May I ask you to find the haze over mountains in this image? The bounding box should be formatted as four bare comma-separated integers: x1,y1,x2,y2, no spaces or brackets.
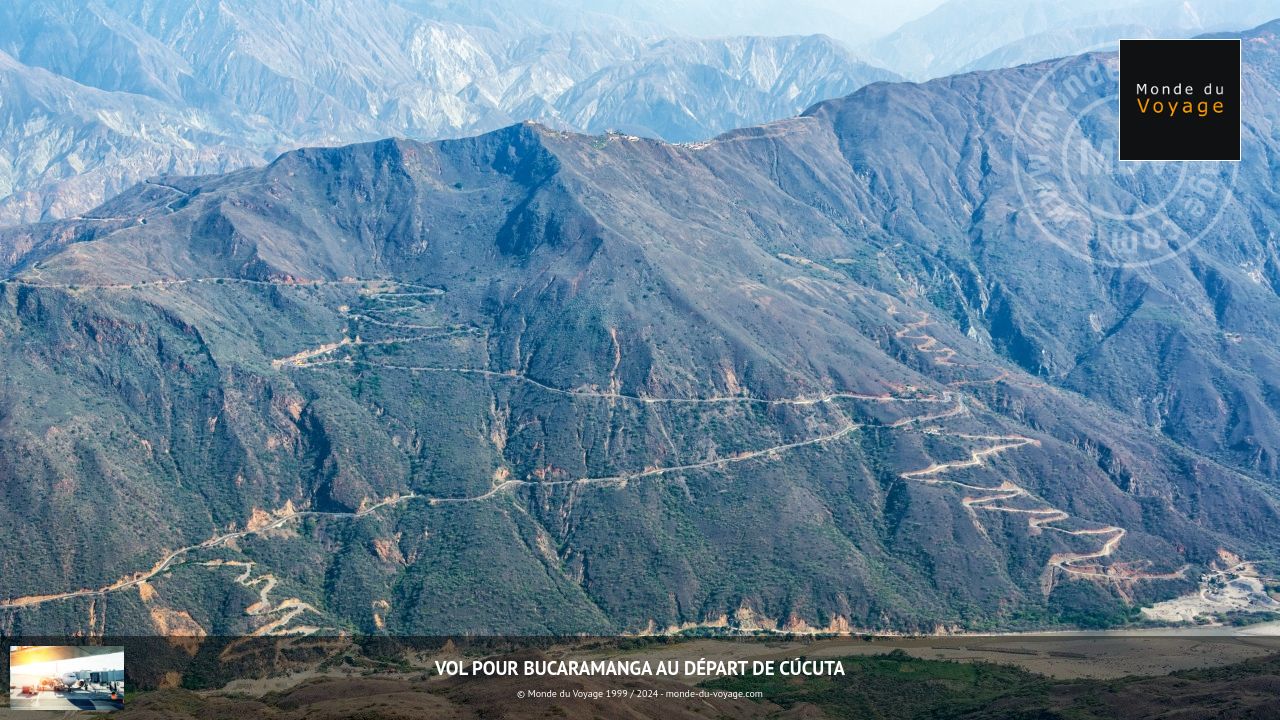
4,0,1274,230
1,13,1278,636
0,0,898,227
865,0,1280,79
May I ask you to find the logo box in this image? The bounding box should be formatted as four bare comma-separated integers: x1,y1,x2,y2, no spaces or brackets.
1119,39,1241,161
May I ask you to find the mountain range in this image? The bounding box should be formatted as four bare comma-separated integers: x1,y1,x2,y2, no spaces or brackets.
0,0,898,227
1,18,1278,637
4,0,1276,231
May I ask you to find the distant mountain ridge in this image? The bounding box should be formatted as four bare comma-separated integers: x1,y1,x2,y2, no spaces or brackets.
0,0,897,226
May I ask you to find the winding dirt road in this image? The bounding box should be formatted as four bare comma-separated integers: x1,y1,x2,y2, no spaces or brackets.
898,428,1184,591
0,281,1186,633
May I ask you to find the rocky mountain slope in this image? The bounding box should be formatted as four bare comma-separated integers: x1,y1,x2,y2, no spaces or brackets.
0,48,269,228
1,21,1279,637
0,0,897,227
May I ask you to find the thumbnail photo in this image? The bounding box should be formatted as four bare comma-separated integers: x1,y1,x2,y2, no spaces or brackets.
8,646,124,712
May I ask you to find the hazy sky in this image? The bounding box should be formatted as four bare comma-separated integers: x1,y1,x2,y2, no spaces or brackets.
10,651,125,683
584,0,950,43
410,0,951,45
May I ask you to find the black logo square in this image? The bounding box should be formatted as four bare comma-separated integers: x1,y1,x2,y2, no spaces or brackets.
1120,39,1240,161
